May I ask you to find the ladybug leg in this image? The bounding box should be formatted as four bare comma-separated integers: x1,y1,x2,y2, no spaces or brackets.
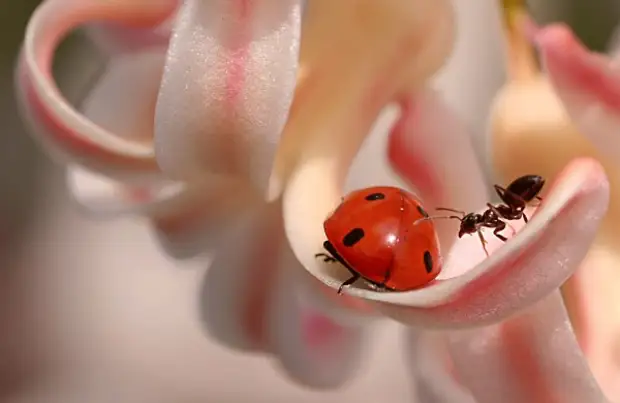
314,253,336,263
337,275,360,295
321,241,363,294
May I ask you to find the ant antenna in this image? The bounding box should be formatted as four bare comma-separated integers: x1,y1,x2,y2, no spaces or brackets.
414,215,462,226
436,207,466,215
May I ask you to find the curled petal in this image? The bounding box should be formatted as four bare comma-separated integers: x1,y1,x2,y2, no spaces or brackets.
533,22,620,162
85,4,177,56
404,329,475,403
154,0,302,194
16,0,176,181
295,155,609,327
446,292,608,403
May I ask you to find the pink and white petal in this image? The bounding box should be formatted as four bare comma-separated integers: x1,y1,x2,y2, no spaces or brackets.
199,201,283,352
85,4,178,56
267,246,366,389
404,329,475,403
445,292,608,403
151,178,263,259
16,0,177,181
154,0,302,194
388,88,490,253
301,156,609,327
533,23,620,162
80,51,166,146
66,165,186,217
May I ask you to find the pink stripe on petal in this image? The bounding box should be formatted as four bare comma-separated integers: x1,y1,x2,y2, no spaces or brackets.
154,0,301,192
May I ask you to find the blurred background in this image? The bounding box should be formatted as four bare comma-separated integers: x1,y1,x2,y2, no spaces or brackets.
0,1,618,402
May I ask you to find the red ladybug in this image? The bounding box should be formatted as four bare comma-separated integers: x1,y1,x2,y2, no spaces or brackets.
315,186,441,294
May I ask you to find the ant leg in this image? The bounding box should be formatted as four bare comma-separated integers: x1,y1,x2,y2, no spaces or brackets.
314,253,336,263
522,212,528,224
493,221,508,242
477,230,490,257
337,274,360,294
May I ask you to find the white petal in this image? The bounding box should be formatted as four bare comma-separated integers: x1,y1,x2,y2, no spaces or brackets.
267,246,366,389
404,329,475,403
16,0,176,181
446,292,608,403
199,201,283,351
154,0,302,194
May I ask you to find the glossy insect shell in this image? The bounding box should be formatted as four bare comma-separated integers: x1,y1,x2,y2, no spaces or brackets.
323,186,441,291
503,175,545,206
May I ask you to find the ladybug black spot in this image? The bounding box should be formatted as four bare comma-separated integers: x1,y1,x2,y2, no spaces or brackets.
343,228,365,247
417,205,429,218
423,251,433,273
365,192,385,201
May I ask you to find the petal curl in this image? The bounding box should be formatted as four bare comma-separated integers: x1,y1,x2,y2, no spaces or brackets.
154,0,302,194
16,0,176,181
298,156,609,328
534,22,620,162
445,292,608,403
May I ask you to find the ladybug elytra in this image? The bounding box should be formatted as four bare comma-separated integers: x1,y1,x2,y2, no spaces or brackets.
315,186,441,294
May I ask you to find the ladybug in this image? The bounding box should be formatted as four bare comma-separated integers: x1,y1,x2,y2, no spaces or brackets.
315,186,441,294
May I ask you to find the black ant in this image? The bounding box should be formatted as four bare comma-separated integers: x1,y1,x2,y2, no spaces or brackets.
416,175,545,256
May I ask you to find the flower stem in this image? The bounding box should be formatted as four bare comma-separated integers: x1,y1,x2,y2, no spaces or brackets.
501,0,539,81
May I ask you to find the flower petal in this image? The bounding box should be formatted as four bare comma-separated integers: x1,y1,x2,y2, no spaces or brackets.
66,165,186,217
388,88,490,254
533,22,620,162
445,291,608,403
267,246,366,389
16,0,176,181
199,201,283,351
154,0,302,194
404,329,475,403
298,156,609,327
80,52,166,145
85,4,177,56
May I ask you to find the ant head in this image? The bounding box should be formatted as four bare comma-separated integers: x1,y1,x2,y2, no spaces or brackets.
458,213,478,237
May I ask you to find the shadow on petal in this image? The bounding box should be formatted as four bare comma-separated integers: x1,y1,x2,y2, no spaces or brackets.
446,292,608,403
534,22,620,162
